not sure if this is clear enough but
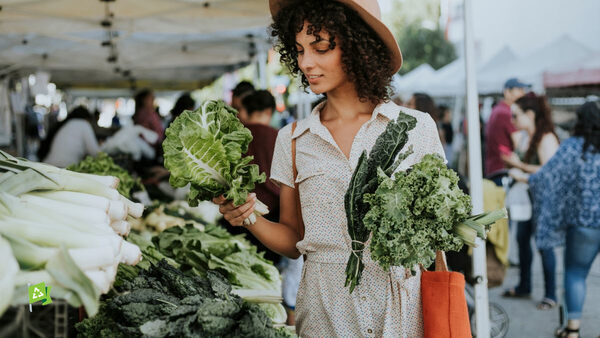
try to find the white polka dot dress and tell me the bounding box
[270,101,446,338]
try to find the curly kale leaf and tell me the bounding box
[364,154,471,271]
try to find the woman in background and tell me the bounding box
[40,106,100,168]
[502,93,560,311]
[530,101,600,338]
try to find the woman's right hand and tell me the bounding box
[212,193,256,227]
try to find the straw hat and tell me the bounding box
[269,0,402,74]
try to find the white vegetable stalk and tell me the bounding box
[1,168,120,200]
[108,200,128,221]
[231,289,283,304]
[3,233,116,271]
[110,220,131,236]
[0,236,19,316]
[0,217,123,256]
[19,194,111,225]
[84,270,111,294]
[13,159,119,188]
[120,195,144,218]
[0,193,114,236]
[30,191,111,213]
[118,240,142,265]
[70,247,117,271]
[243,199,269,226]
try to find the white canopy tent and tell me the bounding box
[0,0,272,89]
[478,35,595,94]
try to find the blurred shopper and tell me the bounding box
[484,78,531,185]
[40,106,100,167]
[242,90,281,226]
[439,104,455,165]
[133,89,164,144]
[231,81,255,123]
[406,92,445,144]
[529,101,600,338]
[223,90,282,264]
[168,92,195,127]
[502,93,560,310]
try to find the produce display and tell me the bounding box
[0,150,145,316]
[163,100,268,225]
[76,260,291,338]
[344,115,506,292]
[68,152,144,199]
[150,224,287,324]
[128,201,217,234]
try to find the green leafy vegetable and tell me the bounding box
[344,117,507,292]
[162,100,268,225]
[76,260,291,338]
[344,113,417,292]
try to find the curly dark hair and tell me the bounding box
[514,93,557,163]
[574,101,600,154]
[270,0,393,104]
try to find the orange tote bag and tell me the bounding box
[421,251,472,338]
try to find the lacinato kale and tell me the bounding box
[76,260,291,337]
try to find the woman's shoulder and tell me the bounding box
[276,116,312,141]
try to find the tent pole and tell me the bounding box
[463,0,490,337]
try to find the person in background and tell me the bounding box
[133,89,164,144]
[528,101,600,338]
[234,89,281,264]
[501,93,560,311]
[231,81,255,123]
[484,78,531,185]
[168,92,195,127]
[438,104,455,165]
[407,92,446,149]
[39,106,100,168]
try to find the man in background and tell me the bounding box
[485,78,531,186]
[231,81,255,123]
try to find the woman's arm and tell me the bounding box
[213,184,302,259]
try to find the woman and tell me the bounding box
[133,89,164,143]
[501,93,560,310]
[214,1,444,336]
[39,106,100,167]
[530,101,600,338]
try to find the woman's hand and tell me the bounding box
[212,193,256,227]
[509,168,529,183]
[501,152,523,170]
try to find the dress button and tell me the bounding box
[367,329,373,334]
[361,296,367,301]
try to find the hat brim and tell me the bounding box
[269,0,402,75]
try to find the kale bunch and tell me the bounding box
[76,260,291,338]
[363,154,471,272]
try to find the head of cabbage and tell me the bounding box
[163,100,265,207]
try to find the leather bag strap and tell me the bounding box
[291,121,305,240]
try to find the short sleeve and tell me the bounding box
[270,124,294,188]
